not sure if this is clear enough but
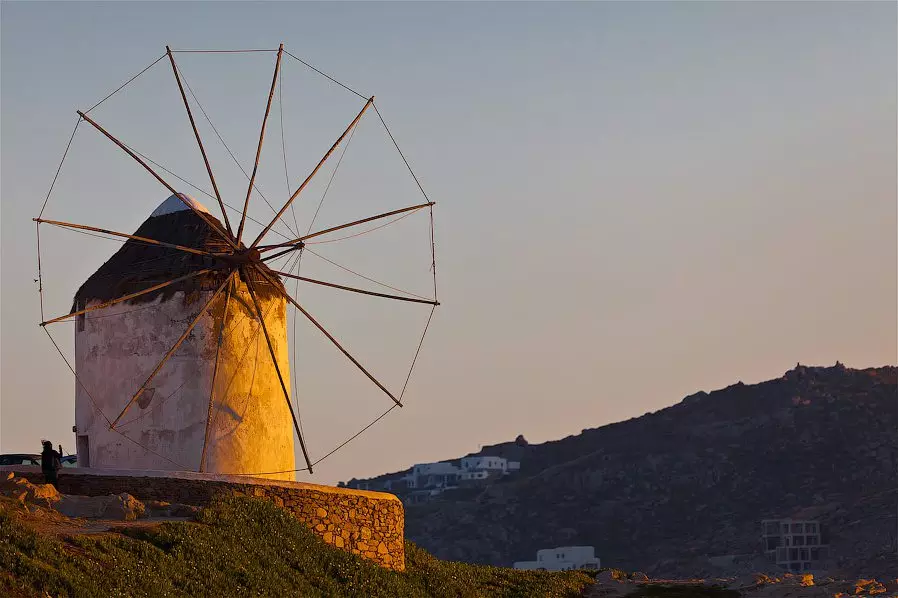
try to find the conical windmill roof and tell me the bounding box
[72,193,285,310]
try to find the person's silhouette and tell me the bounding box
[40,440,62,489]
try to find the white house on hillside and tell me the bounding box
[403,462,460,490]
[513,546,600,571]
[461,456,520,474]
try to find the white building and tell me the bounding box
[461,456,521,474]
[72,194,296,480]
[403,461,461,490]
[513,546,600,571]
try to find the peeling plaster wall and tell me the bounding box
[74,281,295,480]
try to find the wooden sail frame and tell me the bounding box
[34,43,439,477]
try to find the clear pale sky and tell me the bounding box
[2,2,895,485]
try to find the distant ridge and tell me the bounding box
[356,364,898,578]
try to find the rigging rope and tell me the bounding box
[372,101,438,300]
[123,142,294,242]
[306,118,359,236]
[42,327,189,469]
[85,54,167,113]
[284,50,368,101]
[279,67,301,236]
[172,49,280,54]
[229,301,436,477]
[304,209,420,245]
[38,117,81,219]
[176,64,299,240]
[304,247,433,301]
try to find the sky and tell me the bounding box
[1,2,895,486]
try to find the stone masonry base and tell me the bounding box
[2,467,405,571]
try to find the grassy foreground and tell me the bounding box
[0,495,594,598]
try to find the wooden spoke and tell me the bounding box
[199,273,235,472]
[252,265,402,407]
[243,271,314,473]
[272,270,439,306]
[258,201,433,252]
[34,218,227,259]
[42,269,216,326]
[166,46,233,235]
[249,97,374,249]
[236,44,284,244]
[76,110,238,250]
[110,273,232,429]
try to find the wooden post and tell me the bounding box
[252,265,402,407]
[166,46,233,236]
[236,43,284,244]
[250,97,374,249]
[34,218,224,259]
[41,269,216,326]
[199,273,234,472]
[243,271,314,473]
[258,201,433,251]
[76,110,239,250]
[110,273,233,428]
[272,270,439,305]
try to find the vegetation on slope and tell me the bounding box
[0,495,593,598]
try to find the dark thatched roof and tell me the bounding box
[72,202,285,311]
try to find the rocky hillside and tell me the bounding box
[399,364,897,578]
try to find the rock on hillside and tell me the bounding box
[402,364,897,579]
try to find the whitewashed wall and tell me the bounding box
[74,281,296,480]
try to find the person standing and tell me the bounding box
[40,440,62,489]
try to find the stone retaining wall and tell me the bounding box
[2,467,404,570]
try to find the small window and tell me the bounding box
[790,548,799,561]
[794,535,805,546]
[799,548,809,561]
[791,523,803,533]
[806,535,818,546]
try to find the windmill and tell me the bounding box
[34,44,438,480]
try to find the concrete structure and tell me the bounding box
[461,455,519,473]
[762,518,830,572]
[2,466,405,570]
[404,462,460,489]
[513,546,600,571]
[72,194,295,480]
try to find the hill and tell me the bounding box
[0,494,594,598]
[386,364,897,578]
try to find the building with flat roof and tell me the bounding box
[513,546,600,571]
[762,518,829,572]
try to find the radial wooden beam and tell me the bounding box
[110,274,232,429]
[33,218,226,259]
[243,271,314,473]
[76,110,239,251]
[42,269,216,326]
[166,46,233,236]
[236,43,284,245]
[258,201,433,252]
[272,270,439,306]
[199,273,234,472]
[249,97,374,250]
[252,265,402,407]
